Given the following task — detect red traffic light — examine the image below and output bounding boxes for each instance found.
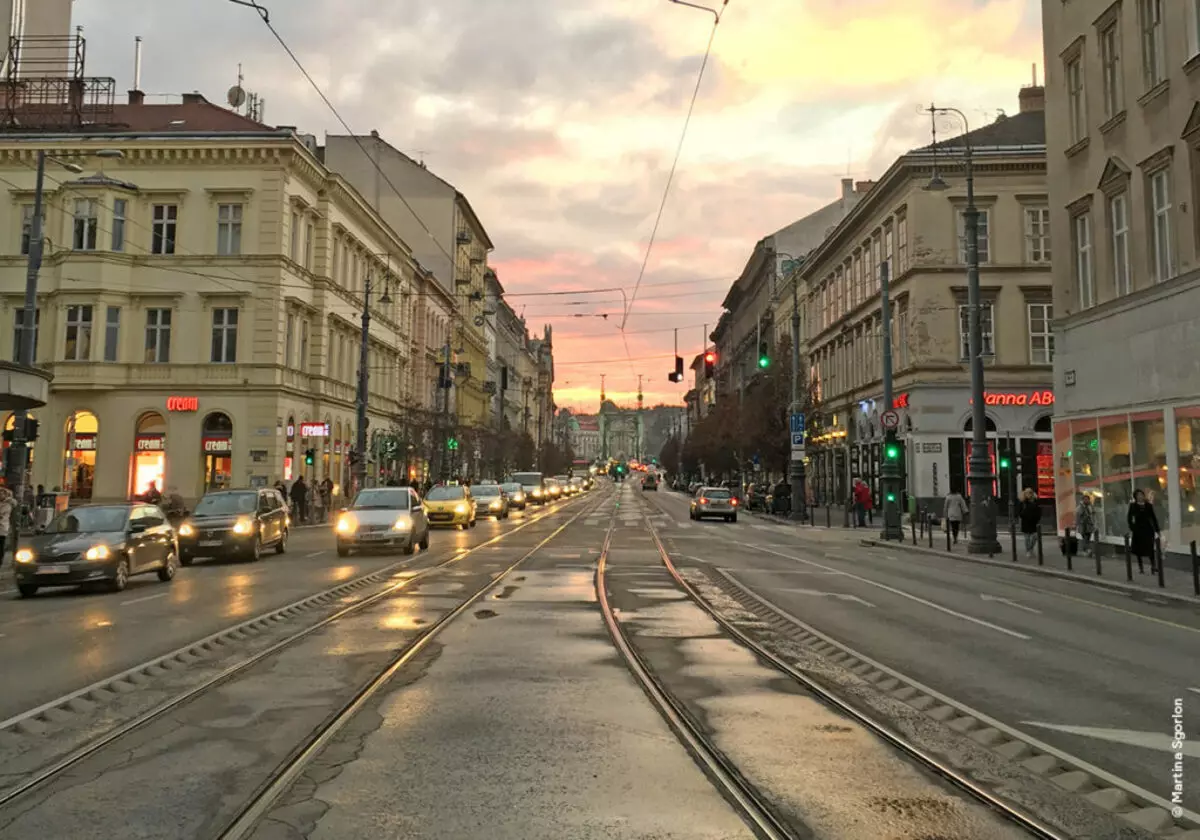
[704,351,717,363]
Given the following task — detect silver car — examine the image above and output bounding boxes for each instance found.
[335,487,430,556]
[689,486,739,522]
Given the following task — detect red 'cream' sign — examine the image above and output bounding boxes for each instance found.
[167,396,198,412]
[970,390,1055,407]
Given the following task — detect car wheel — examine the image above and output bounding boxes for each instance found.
[157,551,178,582]
[402,540,415,556]
[179,553,195,567]
[110,558,130,592]
[275,528,288,555]
[419,531,430,550]
[246,537,262,562]
[470,518,477,528]
[336,542,350,557]
[730,515,738,523]
[17,584,37,598]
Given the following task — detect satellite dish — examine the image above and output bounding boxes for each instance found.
[473,314,485,327]
[227,85,247,108]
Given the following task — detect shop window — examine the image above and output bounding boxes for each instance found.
[963,415,996,432]
[1098,414,1132,538]
[1176,406,1200,546]
[64,411,99,499]
[1054,420,1075,532]
[202,412,233,493]
[132,412,167,499]
[1070,418,1101,509]
[1129,410,1168,533]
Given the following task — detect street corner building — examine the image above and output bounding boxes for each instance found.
[1042,0,1200,555]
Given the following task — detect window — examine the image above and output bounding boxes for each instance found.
[111,199,127,252]
[211,308,238,363]
[1150,169,1174,283]
[285,313,295,368]
[1110,193,1131,296]
[304,221,314,269]
[1075,212,1095,308]
[217,203,243,256]
[144,308,171,363]
[64,304,93,361]
[331,239,340,283]
[151,204,177,254]
[1140,0,1165,89]
[104,306,120,362]
[290,211,300,261]
[299,318,309,372]
[1100,23,1122,119]
[1192,0,1200,58]
[12,308,39,362]
[1028,303,1054,364]
[958,304,994,361]
[1024,207,1051,263]
[897,299,909,368]
[1066,55,1085,143]
[884,228,894,275]
[72,199,98,251]
[896,216,908,273]
[957,209,990,263]
[19,204,33,255]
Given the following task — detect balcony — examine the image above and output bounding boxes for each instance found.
[0,361,52,411]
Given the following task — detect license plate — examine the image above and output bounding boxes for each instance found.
[199,540,223,547]
[360,533,388,541]
[39,564,69,574]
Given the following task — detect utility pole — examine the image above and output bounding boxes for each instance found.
[636,374,644,461]
[783,255,807,522]
[878,260,904,540]
[354,271,391,496]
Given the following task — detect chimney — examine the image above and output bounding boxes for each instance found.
[128,90,144,106]
[1019,85,1045,113]
[854,180,875,194]
[181,92,206,105]
[841,177,854,200]
[133,36,143,92]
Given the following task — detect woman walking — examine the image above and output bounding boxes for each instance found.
[1126,489,1160,574]
[943,489,967,544]
[1017,488,1042,558]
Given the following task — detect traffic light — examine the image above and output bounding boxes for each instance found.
[884,440,900,462]
[704,351,716,379]
[999,455,1011,469]
[446,437,459,451]
[758,341,770,369]
[304,448,315,466]
[668,355,684,383]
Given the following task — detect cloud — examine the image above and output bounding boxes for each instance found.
[74,0,1043,409]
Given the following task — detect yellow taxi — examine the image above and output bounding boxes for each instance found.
[423,484,477,530]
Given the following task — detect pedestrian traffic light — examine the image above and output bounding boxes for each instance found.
[447,437,459,451]
[999,455,1010,469]
[758,341,770,369]
[304,448,315,466]
[704,351,716,379]
[884,440,900,461]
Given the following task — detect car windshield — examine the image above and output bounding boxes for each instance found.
[427,486,465,501]
[193,493,257,515]
[352,489,411,510]
[703,488,731,499]
[473,486,500,497]
[512,473,542,486]
[46,506,130,534]
[501,483,522,494]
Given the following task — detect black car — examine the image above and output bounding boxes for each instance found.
[13,503,180,597]
[177,488,289,563]
[642,473,658,491]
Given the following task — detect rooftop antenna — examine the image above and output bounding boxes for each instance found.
[1031,63,1038,86]
[133,36,143,92]
[227,63,247,111]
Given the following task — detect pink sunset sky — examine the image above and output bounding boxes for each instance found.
[79,0,1044,412]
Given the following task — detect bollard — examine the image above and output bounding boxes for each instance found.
[1094,534,1102,577]
[826,503,831,528]
[1065,527,1074,559]
[1124,534,1133,582]
[945,520,952,552]
[1155,537,1165,589]
[927,514,934,548]
[1036,529,1044,566]
[911,515,917,545]
[918,509,924,539]
[1191,540,1198,597]
[1009,515,1018,563]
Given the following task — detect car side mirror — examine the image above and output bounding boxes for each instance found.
[128,520,148,534]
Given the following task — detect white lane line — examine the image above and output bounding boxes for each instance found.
[980,594,1043,614]
[1021,721,1200,759]
[306,551,323,558]
[120,591,168,607]
[744,543,1030,640]
[776,587,875,608]
[1187,687,1200,696]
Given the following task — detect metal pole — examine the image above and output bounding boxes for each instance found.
[878,260,903,540]
[8,149,47,526]
[963,141,1000,555]
[789,269,807,521]
[353,273,371,496]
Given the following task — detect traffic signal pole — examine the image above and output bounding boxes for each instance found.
[878,260,904,541]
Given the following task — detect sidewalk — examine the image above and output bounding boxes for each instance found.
[745,508,1200,605]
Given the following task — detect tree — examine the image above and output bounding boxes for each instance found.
[659,433,681,475]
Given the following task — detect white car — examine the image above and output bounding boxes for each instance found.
[336,487,430,556]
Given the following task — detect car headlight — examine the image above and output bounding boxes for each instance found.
[392,518,411,531]
[14,548,34,564]
[532,489,542,497]
[489,500,502,509]
[85,544,111,561]
[232,517,255,535]
[514,493,524,502]
[454,503,467,514]
[178,523,195,537]
[336,513,358,534]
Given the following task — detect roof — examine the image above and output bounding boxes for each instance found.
[3,96,274,134]
[916,110,1044,152]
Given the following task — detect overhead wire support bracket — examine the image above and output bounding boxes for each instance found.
[228,0,269,23]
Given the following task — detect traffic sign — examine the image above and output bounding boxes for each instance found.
[790,413,806,435]
[791,433,804,447]
[881,409,900,430]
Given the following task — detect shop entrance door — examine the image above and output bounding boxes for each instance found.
[204,453,232,492]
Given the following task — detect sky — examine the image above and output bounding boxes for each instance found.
[76,0,1044,413]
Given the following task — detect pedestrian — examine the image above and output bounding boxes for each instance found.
[943,489,967,544]
[1076,493,1097,553]
[0,487,14,569]
[290,475,309,524]
[851,478,869,527]
[1017,488,1042,558]
[1126,488,1160,574]
[143,481,162,505]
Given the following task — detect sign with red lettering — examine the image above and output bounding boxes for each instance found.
[70,433,97,451]
[893,393,910,409]
[202,437,232,454]
[970,390,1055,407]
[300,422,329,437]
[135,434,165,452]
[166,396,198,412]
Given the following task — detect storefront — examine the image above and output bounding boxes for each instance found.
[131,411,168,498]
[64,410,99,500]
[1053,403,1200,551]
[201,412,233,492]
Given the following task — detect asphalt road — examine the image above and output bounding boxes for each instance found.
[0,499,576,721]
[647,488,1200,818]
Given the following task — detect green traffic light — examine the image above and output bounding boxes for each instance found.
[886,492,896,503]
[1000,457,1010,468]
[885,444,899,460]
[758,356,770,369]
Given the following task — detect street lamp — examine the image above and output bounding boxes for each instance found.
[924,104,1001,555]
[353,269,393,497]
[773,250,808,522]
[8,149,124,519]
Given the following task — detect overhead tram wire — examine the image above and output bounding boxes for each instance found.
[619,0,730,333]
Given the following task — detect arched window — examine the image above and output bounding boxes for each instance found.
[202,412,233,492]
[964,415,997,432]
[1033,414,1052,433]
[202,412,233,436]
[132,411,166,497]
[64,410,99,499]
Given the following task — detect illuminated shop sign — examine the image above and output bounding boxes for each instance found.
[970,390,1055,407]
[203,437,232,454]
[70,433,97,451]
[135,434,165,451]
[167,396,199,412]
[300,422,330,437]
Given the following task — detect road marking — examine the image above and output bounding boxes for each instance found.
[121,592,168,606]
[741,543,1030,640]
[1022,721,1200,758]
[306,551,323,558]
[980,594,1042,614]
[776,587,875,608]
[1187,687,1200,697]
[1013,587,1200,636]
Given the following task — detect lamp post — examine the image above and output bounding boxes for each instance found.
[8,149,122,523]
[773,250,808,522]
[924,105,1000,555]
[353,270,392,497]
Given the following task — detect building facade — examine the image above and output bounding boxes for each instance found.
[0,94,423,503]
[794,88,1054,513]
[1042,0,1200,551]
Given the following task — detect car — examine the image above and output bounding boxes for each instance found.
[554,475,577,495]
[511,471,547,505]
[13,503,180,597]
[424,484,477,529]
[569,476,585,494]
[544,478,564,500]
[642,473,658,491]
[177,488,289,564]
[500,482,527,510]
[334,486,430,557]
[472,484,510,519]
[689,486,739,522]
